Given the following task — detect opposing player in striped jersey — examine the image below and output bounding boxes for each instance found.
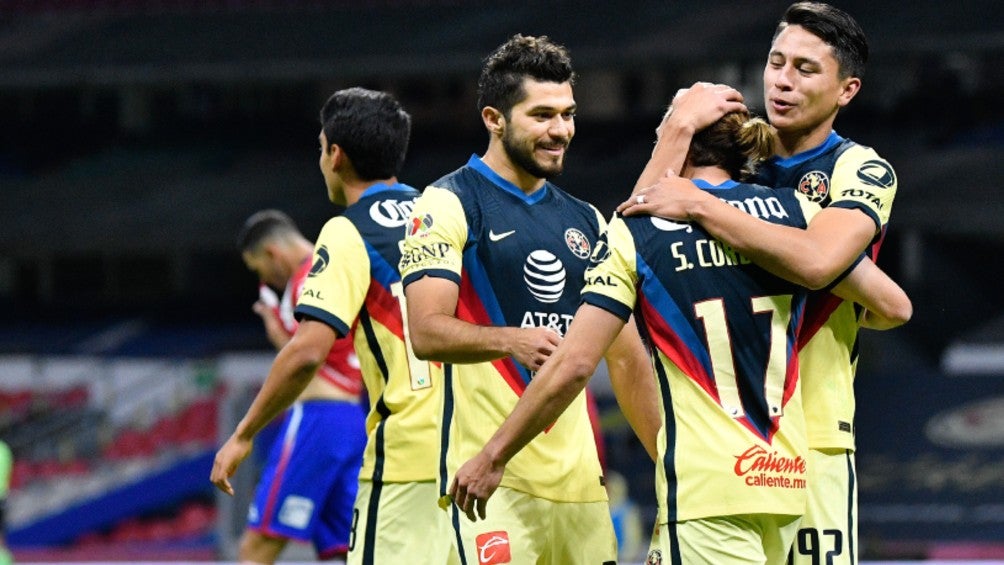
[620,4,912,563]
[212,87,460,564]
[233,209,366,562]
[455,110,907,564]
[400,34,658,564]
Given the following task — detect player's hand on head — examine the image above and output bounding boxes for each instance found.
[658,82,746,138]
[511,327,561,371]
[617,169,703,220]
[210,436,253,496]
[449,451,502,522]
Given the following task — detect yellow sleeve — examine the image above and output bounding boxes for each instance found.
[581,215,638,321]
[398,186,469,286]
[830,145,897,230]
[295,217,370,337]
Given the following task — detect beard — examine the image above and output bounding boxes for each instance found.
[502,128,566,180]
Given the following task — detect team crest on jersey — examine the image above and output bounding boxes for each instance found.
[564,228,592,259]
[646,549,663,565]
[856,159,896,188]
[407,213,434,237]
[308,245,330,276]
[524,250,566,304]
[797,170,830,202]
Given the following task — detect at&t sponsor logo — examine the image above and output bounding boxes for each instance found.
[523,250,566,304]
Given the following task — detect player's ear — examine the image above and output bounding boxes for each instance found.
[327,143,345,169]
[481,106,505,136]
[837,76,861,108]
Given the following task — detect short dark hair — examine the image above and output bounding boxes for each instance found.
[477,34,575,118]
[775,2,868,79]
[319,87,412,181]
[236,209,300,253]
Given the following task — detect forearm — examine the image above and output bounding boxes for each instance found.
[411,312,519,363]
[232,343,319,441]
[482,354,592,466]
[689,197,864,289]
[634,117,695,192]
[605,321,660,461]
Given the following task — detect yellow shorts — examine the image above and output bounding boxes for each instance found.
[647,513,800,565]
[347,480,460,565]
[790,448,857,565]
[452,486,616,565]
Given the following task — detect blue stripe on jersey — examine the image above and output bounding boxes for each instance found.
[296,304,351,338]
[654,358,679,523]
[440,364,454,498]
[466,155,548,205]
[461,245,532,389]
[365,239,400,290]
[635,256,714,381]
[768,131,844,168]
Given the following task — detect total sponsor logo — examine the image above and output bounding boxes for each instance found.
[733,445,806,489]
[308,245,330,277]
[476,530,512,564]
[369,198,416,228]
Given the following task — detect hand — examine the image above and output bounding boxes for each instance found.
[510,327,561,371]
[658,82,746,138]
[253,300,290,351]
[210,435,253,496]
[449,450,503,522]
[617,169,706,219]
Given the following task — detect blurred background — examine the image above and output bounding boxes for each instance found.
[1,0,1002,562]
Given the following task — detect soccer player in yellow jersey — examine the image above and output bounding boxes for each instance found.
[454,109,909,564]
[212,88,460,564]
[620,3,912,563]
[399,35,659,564]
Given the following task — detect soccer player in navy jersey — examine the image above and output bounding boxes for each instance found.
[620,3,911,563]
[457,108,908,564]
[399,34,658,564]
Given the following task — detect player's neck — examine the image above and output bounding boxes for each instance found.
[682,164,730,185]
[773,116,837,158]
[481,143,546,195]
[345,177,397,207]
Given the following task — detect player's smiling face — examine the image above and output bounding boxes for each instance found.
[763,25,859,148]
[501,78,576,180]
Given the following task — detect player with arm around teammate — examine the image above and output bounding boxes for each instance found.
[619,4,910,563]
[453,108,909,564]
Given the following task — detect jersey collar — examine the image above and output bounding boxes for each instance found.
[693,178,739,190]
[360,181,413,199]
[770,130,844,168]
[467,154,549,205]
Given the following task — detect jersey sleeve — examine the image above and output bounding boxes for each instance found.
[398,185,469,287]
[829,145,897,236]
[581,215,638,321]
[294,217,370,338]
[794,191,822,225]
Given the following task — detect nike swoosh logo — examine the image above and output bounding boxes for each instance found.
[489,229,516,242]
